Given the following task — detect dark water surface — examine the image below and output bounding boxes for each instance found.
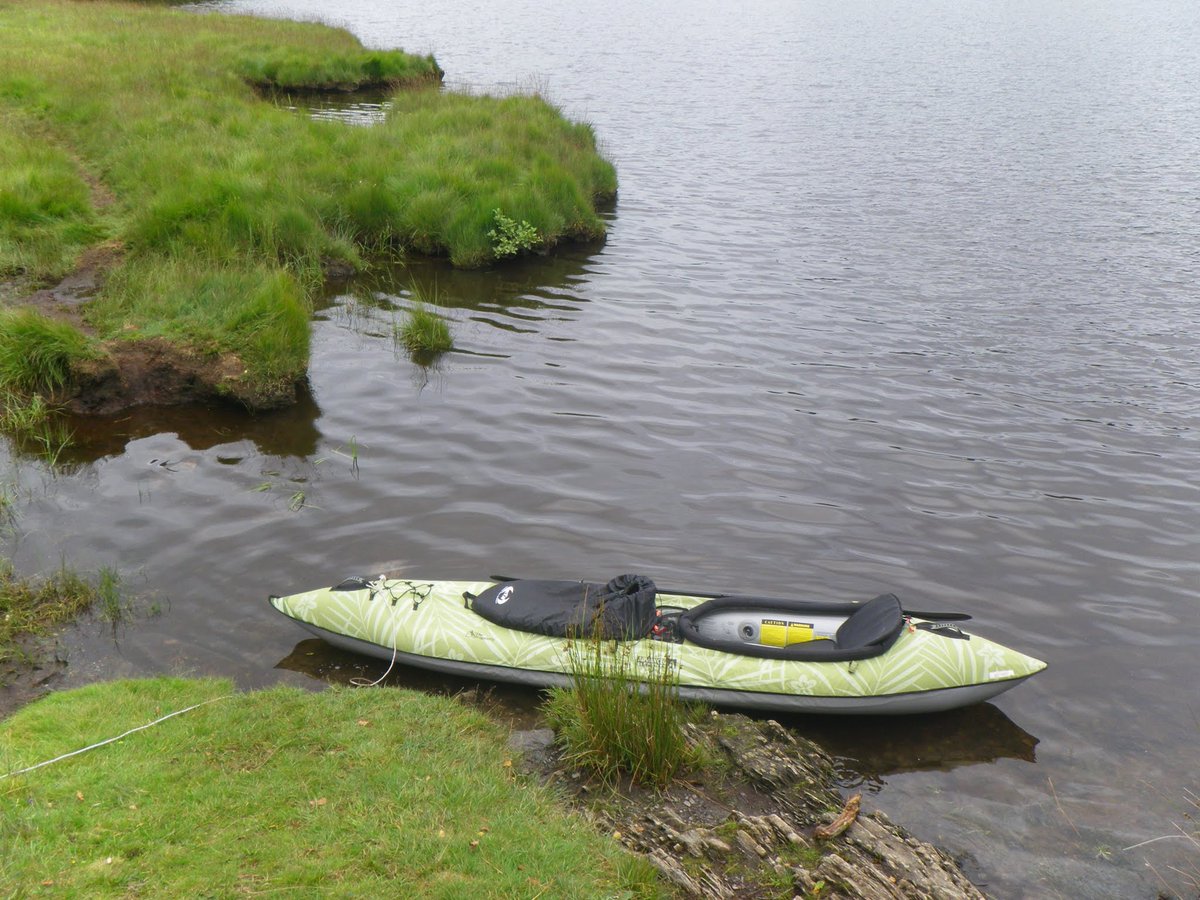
[7,0,1199,896]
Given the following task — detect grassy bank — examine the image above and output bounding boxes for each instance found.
[0,0,616,407]
[0,678,659,896]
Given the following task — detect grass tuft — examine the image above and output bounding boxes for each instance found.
[396,285,453,356]
[0,308,98,395]
[544,634,695,789]
[238,48,443,91]
[0,390,75,467]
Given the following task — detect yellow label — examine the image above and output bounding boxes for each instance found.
[759,619,816,647]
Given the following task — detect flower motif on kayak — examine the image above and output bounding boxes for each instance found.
[291,594,318,617]
[978,642,1009,670]
[789,674,818,696]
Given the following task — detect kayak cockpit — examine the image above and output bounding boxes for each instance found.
[465,574,906,663]
[676,592,905,662]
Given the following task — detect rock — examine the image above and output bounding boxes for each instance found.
[506,728,557,774]
[530,711,988,899]
[507,727,555,754]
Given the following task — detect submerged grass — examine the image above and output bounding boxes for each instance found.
[544,636,695,789]
[0,0,616,405]
[0,391,75,468]
[0,560,124,668]
[0,678,662,896]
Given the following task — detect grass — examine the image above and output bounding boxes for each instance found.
[0,0,616,406]
[0,390,76,468]
[0,111,104,286]
[543,636,696,789]
[397,297,454,356]
[0,309,95,462]
[0,560,126,669]
[0,677,663,897]
[239,48,444,92]
[0,308,99,395]
[93,566,124,625]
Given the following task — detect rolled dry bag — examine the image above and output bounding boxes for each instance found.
[472,574,657,640]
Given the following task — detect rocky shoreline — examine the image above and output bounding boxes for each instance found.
[510,711,986,899]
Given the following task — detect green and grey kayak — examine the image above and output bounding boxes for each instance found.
[268,574,1046,715]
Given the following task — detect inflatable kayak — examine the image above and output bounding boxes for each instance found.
[268,574,1046,715]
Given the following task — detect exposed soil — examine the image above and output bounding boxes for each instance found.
[0,634,68,722]
[509,713,987,899]
[249,67,445,95]
[6,245,299,414]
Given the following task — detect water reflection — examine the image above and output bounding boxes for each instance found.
[791,704,1040,786]
[316,244,606,355]
[269,87,395,126]
[56,383,324,465]
[275,638,544,727]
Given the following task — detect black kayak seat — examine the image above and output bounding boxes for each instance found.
[835,592,905,650]
[678,592,905,662]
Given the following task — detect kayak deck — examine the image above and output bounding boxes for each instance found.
[269,577,1047,715]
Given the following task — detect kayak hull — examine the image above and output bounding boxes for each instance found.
[269,577,1046,716]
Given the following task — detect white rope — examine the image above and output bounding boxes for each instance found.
[348,575,417,688]
[0,694,231,782]
[1122,833,1196,852]
[349,642,400,688]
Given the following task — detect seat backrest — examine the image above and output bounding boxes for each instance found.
[835,593,904,650]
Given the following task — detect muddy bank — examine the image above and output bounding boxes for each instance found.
[0,634,67,722]
[7,252,302,414]
[510,712,986,899]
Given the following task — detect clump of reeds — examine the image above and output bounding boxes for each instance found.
[543,631,693,789]
[0,390,74,467]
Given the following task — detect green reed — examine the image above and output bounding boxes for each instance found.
[544,634,694,789]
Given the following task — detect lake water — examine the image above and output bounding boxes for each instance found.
[7,0,1200,896]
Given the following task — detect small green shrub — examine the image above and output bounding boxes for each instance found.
[488,208,541,259]
[544,634,693,788]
